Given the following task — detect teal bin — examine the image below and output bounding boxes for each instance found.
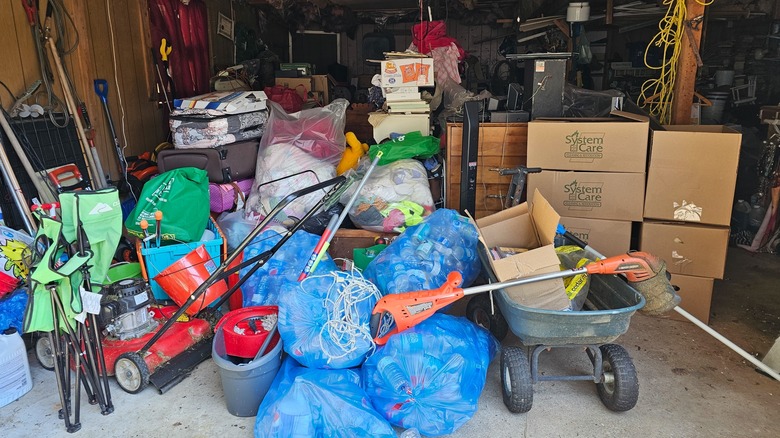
[139,218,225,301]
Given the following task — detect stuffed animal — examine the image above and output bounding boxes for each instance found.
[337,131,368,175]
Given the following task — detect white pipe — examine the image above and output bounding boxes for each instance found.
[674,306,780,381]
[0,110,57,204]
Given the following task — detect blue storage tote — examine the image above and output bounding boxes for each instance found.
[136,218,227,301]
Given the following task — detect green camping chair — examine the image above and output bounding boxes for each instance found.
[23,188,120,431]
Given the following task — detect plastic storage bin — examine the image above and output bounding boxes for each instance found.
[137,217,227,301]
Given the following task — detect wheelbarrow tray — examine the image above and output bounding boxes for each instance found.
[480,249,645,346]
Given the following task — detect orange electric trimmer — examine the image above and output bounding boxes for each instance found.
[370,252,663,345]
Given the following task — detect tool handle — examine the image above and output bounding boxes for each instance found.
[93,79,109,102]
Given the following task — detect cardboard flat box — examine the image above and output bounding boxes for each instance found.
[528,171,645,221]
[527,111,649,173]
[274,77,312,99]
[380,58,434,87]
[473,190,571,311]
[368,112,430,143]
[658,274,714,324]
[639,221,730,279]
[644,125,742,226]
[558,217,632,256]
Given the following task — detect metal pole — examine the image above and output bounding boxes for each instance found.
[0,134,37,234]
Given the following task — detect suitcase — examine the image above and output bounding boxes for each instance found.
[157,140,259,183]
[169,111,267,149]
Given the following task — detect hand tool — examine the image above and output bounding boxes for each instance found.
[159,39,176,97]
[370,252,664,345]
[94,79,129,189]
[140,219,150,249]
[298,151,384,281]
[154,211,162,248]
[150,47,172,112]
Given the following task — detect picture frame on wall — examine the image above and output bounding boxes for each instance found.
[217,13,234,40]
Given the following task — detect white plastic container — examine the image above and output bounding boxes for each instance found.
[0,328,33,408]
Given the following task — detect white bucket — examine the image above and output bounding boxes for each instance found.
[715,70,735,87]
[0,328,33,408]
[701,92,729,124]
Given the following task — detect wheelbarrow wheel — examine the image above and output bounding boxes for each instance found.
[115,352,150,394]
[466,294,509,341]
[35,333,55,371]
[596,344,638,411]
[501,346,533,413]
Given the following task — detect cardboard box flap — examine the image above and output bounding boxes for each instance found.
[530,189,560,246]
[474,206,540,250]
[492,246,561,279]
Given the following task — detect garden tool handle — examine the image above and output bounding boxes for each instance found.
[94,79,109,103]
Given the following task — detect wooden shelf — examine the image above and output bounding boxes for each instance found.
[444,122,528,219]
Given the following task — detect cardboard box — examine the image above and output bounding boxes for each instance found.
[528,171,645,221]
[558,217,632,256]
[473,189,571,311]
[639,221,730,279]
[311,75,329,103]
[380,58,434,87]
[658,274,714,324]
[644,125,742,226]
[527,111,649,173]
[275,77,312,99]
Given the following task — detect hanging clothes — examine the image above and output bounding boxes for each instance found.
[409,21,466,85]
[148,0,210,97]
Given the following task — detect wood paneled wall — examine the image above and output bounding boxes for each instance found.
[0,0,166,181]
[340,20,512,80]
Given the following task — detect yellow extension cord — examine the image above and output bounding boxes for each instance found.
[639,0,714,125]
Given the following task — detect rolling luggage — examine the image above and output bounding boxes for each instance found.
[157,140,259,183]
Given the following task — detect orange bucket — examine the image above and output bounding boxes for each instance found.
[154,245,227,316]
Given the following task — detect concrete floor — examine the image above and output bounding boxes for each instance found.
[2,247,778,437]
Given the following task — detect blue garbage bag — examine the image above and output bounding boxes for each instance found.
[362,314,498,436]
[255,357,395,438]
[240,229,337,306]
[362,209,480,295]
[278,270,380,369]
[0,288,28,333]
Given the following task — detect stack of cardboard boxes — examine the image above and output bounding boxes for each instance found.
[639,126,742,323]
[526,112,650,257]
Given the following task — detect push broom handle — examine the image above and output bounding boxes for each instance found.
[556,224,780,382]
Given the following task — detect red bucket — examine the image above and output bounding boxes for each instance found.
[154,245,227,316]
[215,306,279,358]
